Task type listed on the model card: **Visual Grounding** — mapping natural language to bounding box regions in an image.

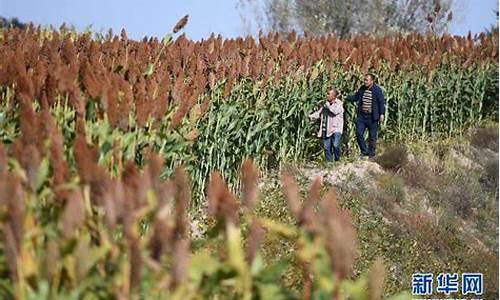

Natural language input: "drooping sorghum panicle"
[18,92,43,148]
[115,78,132,130]
[14,142,41,193]
[3,223,20,281]
[199,96,212,118]
[136,42,150,66]
[145,76,158,102]
[208,171,239,225]
[14,55,34,100]
[153,76,171,125]
[61,36,77,65]
[121,170,138,240]
[74,115,86,136]
[171,237,190,289]
[241,158,258,212]
[44,240,60,282]
[170,96,190,129]
[223,77,233,98]
[32,60,48,101]
[173,167,190,239]
[246,218,265,264]
[44,73,58,106]
[80,57,100,98]
[1,173,24,281]
[3,175,25,253]
[102,179,123,230]
[69,85,85,118]
[171,75,185,105]
[208,72,217,89]
[123,160,150,211]
[75,32,91,54]
[144,153,164,193]
[106,77,120,127]
[134,78,148,128]
[73,135,98,182]
[129,236,142,292]
[61,188,85,239]
[368,257,386,300]
[280,174,302,220]
[193,69,207,95]
[73,136,111,206]
[148,204,174,262]
[0,52,11,86]
[42,108,70,201]
[320,188,358,280]
[300,177,321,233]
[55,59,77,94]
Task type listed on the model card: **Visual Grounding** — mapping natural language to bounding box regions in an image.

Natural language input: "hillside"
[236,129,498,298]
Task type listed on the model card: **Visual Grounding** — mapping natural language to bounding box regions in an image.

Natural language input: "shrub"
[406,212,459,255]
[401,159,439,191]
[460,247,499,300]
[374,174,406,210]
[440,169,484,219]
[481,157,499,188]
[470,126,499,151]
[375,143,408,172]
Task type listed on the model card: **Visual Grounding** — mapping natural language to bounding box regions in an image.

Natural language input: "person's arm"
[335,101,344,115]
[378,87,386,123]
[325,101,343,115]
[346,88,361,103]
[309,107,321,120]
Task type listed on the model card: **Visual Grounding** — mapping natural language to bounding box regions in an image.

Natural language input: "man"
[347,73,385,159]
[309,88,344,162]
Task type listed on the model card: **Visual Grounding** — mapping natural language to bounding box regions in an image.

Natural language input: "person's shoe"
[368,156,376,162]
[355,155,368,161]
[324,160,335,168]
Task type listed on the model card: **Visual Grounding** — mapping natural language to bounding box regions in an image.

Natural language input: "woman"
[309,88,344,162]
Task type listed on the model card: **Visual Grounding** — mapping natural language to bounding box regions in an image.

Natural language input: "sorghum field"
[0,23,497,299]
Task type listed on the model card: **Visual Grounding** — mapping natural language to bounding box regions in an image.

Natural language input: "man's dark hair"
[366,73,376,82]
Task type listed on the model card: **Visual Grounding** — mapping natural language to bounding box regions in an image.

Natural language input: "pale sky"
[0,0,498,40]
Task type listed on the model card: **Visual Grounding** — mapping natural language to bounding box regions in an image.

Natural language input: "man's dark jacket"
[347,84,386,121]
